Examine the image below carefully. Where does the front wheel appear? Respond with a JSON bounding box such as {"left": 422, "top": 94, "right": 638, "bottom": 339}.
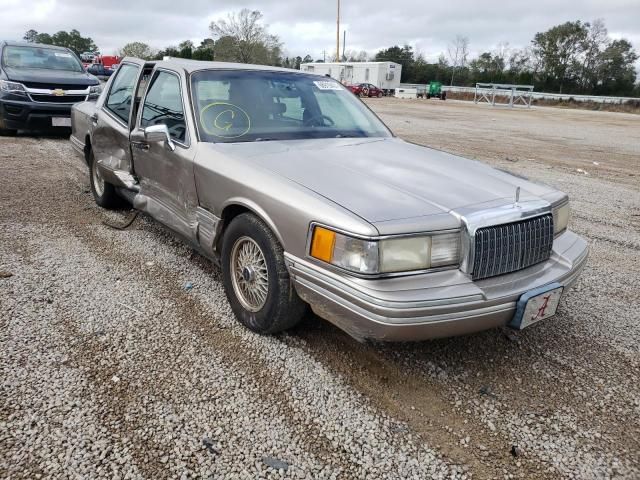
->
{"left": 89, "top": 150, "right": 124, "bottom": 209}
{"left": 221, "top": 213, "right": 306, "bottom": 334}
{"left": 0, "top": 117, "right": 17, "bottom": 136}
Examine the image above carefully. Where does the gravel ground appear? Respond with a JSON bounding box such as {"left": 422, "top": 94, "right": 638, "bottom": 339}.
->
{"left": 1, "top": 100, "right": 639, "bottom": 479}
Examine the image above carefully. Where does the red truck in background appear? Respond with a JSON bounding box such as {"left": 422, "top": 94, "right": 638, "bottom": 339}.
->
{"left": 82, "top": 54, "right": 121, "bottom": 72}
{"left": 98, "top": 55, "right": 120, "bottom": 70}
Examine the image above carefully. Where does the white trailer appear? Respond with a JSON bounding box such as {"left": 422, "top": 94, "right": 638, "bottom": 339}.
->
{"left": 299, "top": 61, "right": 402, "bottom": 93}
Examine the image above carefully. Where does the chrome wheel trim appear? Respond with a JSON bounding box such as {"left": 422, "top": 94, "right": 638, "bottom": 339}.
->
{"left": 230, "top": 236, "right": 269, "bottom": 312}
{"left": 92, "top": 160, "right": 105, "bottom": 197}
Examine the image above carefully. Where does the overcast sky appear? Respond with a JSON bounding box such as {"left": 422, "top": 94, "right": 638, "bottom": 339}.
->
{"left": 2, "top": 0, "right": 639, "bottom": 65}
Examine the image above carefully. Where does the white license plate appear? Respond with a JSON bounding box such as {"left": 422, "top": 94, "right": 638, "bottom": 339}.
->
{"left": 511, "top": 284, "right": 564, "bottom": 330}
{"left": 52, "top": 117, "right": 71, "bottom": 127}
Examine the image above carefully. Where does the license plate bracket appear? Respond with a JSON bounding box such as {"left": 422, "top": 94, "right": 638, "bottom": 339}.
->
{"left": 509, "top": 282, "right": 564, "bottom": 330}
{"left": 52, "top": 117, "right": 71, "bottom": 127}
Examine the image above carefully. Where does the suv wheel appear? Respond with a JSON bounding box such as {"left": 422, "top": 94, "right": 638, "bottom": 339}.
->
{"left": 0, "top": 118, "right": 17, "bottom": 136}
{"left": 221, "top": 213, "right": 306, "bottom": 334}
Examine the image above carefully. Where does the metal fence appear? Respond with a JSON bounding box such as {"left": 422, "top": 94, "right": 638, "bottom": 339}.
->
{"left": 442, "top": 85, "right": 638, "bottom": 105}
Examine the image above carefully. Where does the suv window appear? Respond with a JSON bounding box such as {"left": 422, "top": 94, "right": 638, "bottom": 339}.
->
{"left": 141, "top": 70, "right": 186, "bottom": 143}
{"left": 105, "top": 63, "right": 140, "bottom": 124}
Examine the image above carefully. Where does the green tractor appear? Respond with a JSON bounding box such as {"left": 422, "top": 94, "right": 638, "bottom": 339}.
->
{"left": 426, "top": 81, "right": 447, "bottom": 100}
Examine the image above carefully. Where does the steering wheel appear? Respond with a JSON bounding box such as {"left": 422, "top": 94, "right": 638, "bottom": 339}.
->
{"left": 304, "top": 114, "right": 335, "bottom": 127}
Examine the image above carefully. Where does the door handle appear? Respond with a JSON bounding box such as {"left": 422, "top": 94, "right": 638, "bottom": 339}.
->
{"left": 90, "top": 113, "right": 98, "bottom": 125}
{"left": 131, "top": 141, "right": 149, "bottom": 151}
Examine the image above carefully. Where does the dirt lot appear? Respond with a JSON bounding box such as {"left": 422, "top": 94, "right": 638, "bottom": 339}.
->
{"left": 1, "top": 100, "right": 639, "bottom": 479}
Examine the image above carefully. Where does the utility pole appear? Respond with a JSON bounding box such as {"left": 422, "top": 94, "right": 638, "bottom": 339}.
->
{"left": 343, "top": 30, "right": 346, "bottom": 61}
{"left": 336, "top": 0, "right": 340, "bottom": 63}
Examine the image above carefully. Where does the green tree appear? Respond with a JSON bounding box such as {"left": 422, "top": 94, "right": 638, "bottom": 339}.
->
{"left": 119, "top": 42, "right": 155, "bottom": 60}
{"left": 375, "top": 45, "right": 414, "bottom": 82}
{"left": 34, "top": 33, "right": 53, "bottom": 45}
{"left": 192, "top": 39, "right": 215, "bottom": 61}
{"left": 532, "top": 21, "right": 589, "bottom": 93}
{"left": 48, "top": 30, "right": 97, "bottom": 55}
{"left": 178, "top": 40, "right": 194, "bottom": 59}
{"left": 210, "top": 36, "right": 240, "bottom": 62}
{"left": 578, "top": 19, "right": 608, "bottom": 92}
{"left": 596, "top": 39, "right": 638, "bottom": 95}
{"left": 156, "top": 46, "right": 180, "bottom": 59}
{"left": 23, "top": 29, "right": 38, "bottom": 42}
{"left": 24, "top": 29, "right": 96, "bottom": 54}
{"left": 209, "top": 9, "right": 282, "bottom": 65}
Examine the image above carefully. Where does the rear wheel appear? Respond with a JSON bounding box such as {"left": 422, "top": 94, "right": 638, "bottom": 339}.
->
{"left": 221, "top": 213, "right": 306, "bottom": 334}
{"left": 89, "top": 150, "right": 124, "bottom": 209}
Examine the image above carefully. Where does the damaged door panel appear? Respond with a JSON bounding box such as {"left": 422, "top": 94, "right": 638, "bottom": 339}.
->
{"left": 130, "top": 68, "right": 199, "bottom": 241}
{"left": 91, "top": 61, "right": 142, "bottom": 185}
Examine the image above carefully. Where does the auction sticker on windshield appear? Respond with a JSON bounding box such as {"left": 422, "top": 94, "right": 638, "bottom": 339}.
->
{"left": 313, "top": 81, "right": 343, "bottom": 90}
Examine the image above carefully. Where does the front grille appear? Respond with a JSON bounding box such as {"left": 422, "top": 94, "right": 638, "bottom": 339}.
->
{"left": 22, "top": 82, "right": 90, "bottom": 90}
{"left": 30, "top": 94, "right": 87, "bottom": 104}
{"left": 472, "top": 214, "right": 553, "bottom": 280}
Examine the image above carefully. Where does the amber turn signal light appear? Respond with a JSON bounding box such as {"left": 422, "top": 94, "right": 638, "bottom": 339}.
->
{"left": 310, "top": 226, "right": 336, "bottom": 262}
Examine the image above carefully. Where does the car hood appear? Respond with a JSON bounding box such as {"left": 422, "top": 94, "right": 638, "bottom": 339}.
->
{"left": 3, "top": 67, "right": 99, "bottom": 86}
{"left": 211, "top": 137, "right": 556, "bottom": 226}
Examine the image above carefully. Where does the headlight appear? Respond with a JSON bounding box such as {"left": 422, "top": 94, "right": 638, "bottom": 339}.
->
{"left": 552, "top": 201, "right": 570, "bottom": 236}
{"left": 309, "top": 226, "right": 461, "bottom": 275}
{"left": 0, "top": 79, "right": 27, "bottom": 95}
{"left": 89, "top": 85, "right": 102, "bottom": 97}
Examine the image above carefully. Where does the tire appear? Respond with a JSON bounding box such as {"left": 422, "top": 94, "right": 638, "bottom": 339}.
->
{"left": 221, "top": 213, "right": 306, "bottom": 334}
{"left": 377, "top": 91, "right": 383, "bottom": 98}
{"left": 88, "top": 150, "right": 124, "bottom": 209}
{"left": 0, "top": 117, "right": 17, "bottom": 136}
{"left": 426, "top": 94, "right": 431, "bottom": 99}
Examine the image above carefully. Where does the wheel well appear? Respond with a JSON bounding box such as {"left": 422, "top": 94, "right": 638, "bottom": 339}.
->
{"left": 215, "top": 204, "right": 251, "bottom": 252}
{"left": 84, "top": 135, "right": 92, "bottom": 165}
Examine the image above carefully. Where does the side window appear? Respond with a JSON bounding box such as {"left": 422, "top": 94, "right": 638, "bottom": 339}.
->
{"left": 140, "top": 71, "right": 186, "bottom": 143}
{"left": 105, "top": 64, "right": 140, "bottom": 124}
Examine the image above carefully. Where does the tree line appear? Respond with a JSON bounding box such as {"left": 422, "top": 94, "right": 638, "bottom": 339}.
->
{"left": 375, "top": 20, "right": 638, "bottom": 97}
{"left": 22, "top": 13, "right": 639, "bottom": 97}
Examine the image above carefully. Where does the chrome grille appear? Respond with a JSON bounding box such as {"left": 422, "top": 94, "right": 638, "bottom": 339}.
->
{"left": 472, "top": 214, "right": 553, "bottom": 280}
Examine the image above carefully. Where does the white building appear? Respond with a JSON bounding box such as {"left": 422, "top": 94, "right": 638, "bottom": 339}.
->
{"left": 299, "top": 61, "right": 402, "bottom": 91}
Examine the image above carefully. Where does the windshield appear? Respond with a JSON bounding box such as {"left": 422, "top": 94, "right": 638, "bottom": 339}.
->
{"left": 190, "top": 70, "right": 392, "bottom": 143}
{"left": 2, "top": 45, "right": 83, "bottom": 72}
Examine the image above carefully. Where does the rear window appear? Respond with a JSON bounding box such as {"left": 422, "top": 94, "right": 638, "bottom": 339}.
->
{"left": 2, "top": 45, "right": 83, "bottom": 72}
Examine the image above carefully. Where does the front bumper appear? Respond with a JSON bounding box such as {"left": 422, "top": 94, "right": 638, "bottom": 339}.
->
{"left": 286, "top": 230, "right": 589, "bottom": 341}
{"left": 0, "top": 97, "right": 73, "bottom": 131}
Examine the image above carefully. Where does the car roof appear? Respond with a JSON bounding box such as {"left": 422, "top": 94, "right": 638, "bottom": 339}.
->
{"left": 1, "top": 41, "right": 73, "bottom": 52}
{"left": 122, "top": 56, "right": 310, "bottom": 75}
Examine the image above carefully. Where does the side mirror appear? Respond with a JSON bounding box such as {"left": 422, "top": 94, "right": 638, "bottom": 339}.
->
{"left": 144, "top": 124, "right": 175, "bottom": 151}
